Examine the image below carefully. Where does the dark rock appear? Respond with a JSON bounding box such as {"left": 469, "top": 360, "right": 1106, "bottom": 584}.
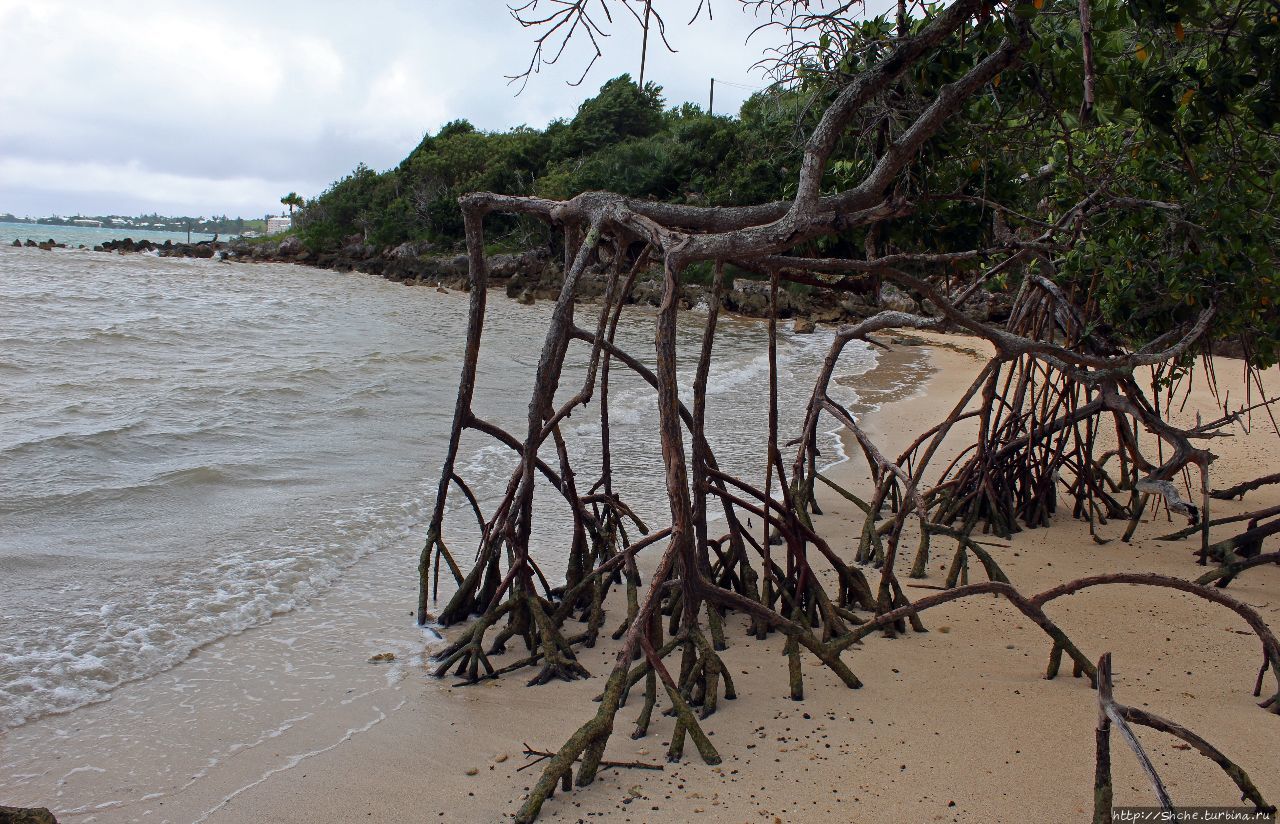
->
{"left": 810, "top": 305, "right": 845, "bottom": 324}
{"left": 726, "top": 279, "right": 768, "bottom": 311}
{"left": 10, "top": 239, "right": 19, "bottom": 247}
{"left": 0, "top": 806, "right": 59, "bottom": 824}
{"left": 793, "top": 317, "right": 817, "bottom": 334}
{"left": 839, "top": 297, "right": 875, "bottom": 320}
{"left": 631, "top": 279, "right": 663, "bottom": 307}
{"left": 986, "top": 290, "right": 1015, "bottom": 323}
{"left": 250, "top": 241, "right": 280, "bottom": 260}
{"left": 70, "top": 233, "right": 917, "bottom": 329}
{"left": 958, "top": 289, "right": 991, "bottom": 322}
{"left": 277, "top": 236, "right": 303, "bottom": 256}
{"left": 879, "top": 283, "right": 917, "bottom": 313}
{"left": 389, "top": 241, "right": 432, "bottom": 260}
{"left": 341, "top": 242, "right": 374, "bottom": 261}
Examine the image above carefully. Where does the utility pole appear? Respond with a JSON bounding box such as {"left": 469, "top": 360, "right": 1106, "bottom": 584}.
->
{"left": 639, "top": 0, "right": 651, "bottom": 86}
{"left": 709, "top": 77, "right": 715, "bottom": 115}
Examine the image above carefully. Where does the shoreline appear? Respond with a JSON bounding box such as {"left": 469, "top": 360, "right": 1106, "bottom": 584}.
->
{"left": 3, "top": 325, "right": 1277, "bottom": 823}
{"left": 71, "top": 235, "right": 1013, "bottom": 329}
{"left": 150, "top": 334, "right": 1280, "bottom": 823}
{"left": 0, "top": 258, "right": 890, "bottom": 823}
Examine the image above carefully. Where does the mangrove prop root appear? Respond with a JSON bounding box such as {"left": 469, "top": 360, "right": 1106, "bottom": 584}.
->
{"left": 1093, "top": 653, "right": 1275, "bottom": 822}
{"left": 518, "top": 744, "right": 663, "bottom": 773}
{"left": 416, "top": 13, "right": 1280, "bottom": 816}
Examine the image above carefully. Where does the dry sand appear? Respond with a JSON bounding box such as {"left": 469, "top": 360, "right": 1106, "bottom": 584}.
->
{"left": 167, "top": 333, "right": 1280, "bottom": 823}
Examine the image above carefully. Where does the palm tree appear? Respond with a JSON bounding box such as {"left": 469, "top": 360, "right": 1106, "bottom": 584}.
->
{"left": 280, "top": 192, "right": 303, "bottom": 216}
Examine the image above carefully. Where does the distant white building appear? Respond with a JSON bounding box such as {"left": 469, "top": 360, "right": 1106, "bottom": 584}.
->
{"left": 71, "top": 219, "right": 103, "bottom": 227}
{"left": 266, "top": 216, "right": 292, "bottom": 235}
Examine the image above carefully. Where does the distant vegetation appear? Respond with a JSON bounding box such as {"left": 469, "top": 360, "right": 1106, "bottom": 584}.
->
{"left": 0, "top": 213, "right": 266, "bottom": 236}
{"left": 300, "top": 30, "right": 1280, "bottom": 360}
{"left": 297, "top": 74, "right": 806, "bottom": 252}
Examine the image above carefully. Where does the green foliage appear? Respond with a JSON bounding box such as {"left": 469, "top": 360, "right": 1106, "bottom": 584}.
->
{"left": 799, "top": 0, "right": 1278, "bottom": 362}
{"left": 550, "top": 74, "right": 665, "bottom": 158}
{"left": 299, "top": 75, "right": 803, "bottom": 252}
{"left": 297, "top": 0, "right": 1277, "bottom": 363}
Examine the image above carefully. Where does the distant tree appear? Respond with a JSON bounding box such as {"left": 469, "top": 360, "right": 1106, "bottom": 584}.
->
{"left": 550, "top": 74, "right": 665, "bottom": 159}
{"left": 436, "top": 119, "right": 477, "bottom": 139}
{"left": 280, "top": 192, "right": 304, "bottom": 216}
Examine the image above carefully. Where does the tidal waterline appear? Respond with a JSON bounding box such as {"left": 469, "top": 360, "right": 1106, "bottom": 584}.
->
{"left": 0, "top": 244, "right": 880, "bottom": 818}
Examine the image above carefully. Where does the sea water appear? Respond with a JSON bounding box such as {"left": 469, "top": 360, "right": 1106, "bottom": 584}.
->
{"left": 0, "top": 243, "right": 875, "bottom": 819}
{"left": 0, "top": 221, "right": 219, "bottom": 248}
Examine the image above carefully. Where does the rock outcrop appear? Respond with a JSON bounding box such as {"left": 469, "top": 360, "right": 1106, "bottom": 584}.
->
{"left": 0, "top": 806, "right": 59, "bottom": 824}
{"left": 87, "top": 236, "right": 1012, "bottom": 327}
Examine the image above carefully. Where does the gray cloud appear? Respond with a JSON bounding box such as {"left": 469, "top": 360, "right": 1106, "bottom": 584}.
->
{"left": 0, "top": 0, "right": 799, "bottom": 217}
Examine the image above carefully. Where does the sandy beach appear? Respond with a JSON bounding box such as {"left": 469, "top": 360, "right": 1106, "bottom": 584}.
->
{"left": 138, "top": 331, "right": 1277, "bottom": 824}
{"left": 6, "top": 2, "right": 1276, "bottom": 821}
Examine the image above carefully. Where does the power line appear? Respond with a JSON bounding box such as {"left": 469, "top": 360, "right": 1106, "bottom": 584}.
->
{"left": 708, "top": 77, "right": 770, "bottom": 114}
{"left": 714, "top": 79, "right": 768, "bottom": 91}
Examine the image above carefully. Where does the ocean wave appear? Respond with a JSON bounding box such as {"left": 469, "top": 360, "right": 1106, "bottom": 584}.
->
{"left": 0, "top": 420, "right": 148, "bottom": 455}
{"left": 0, "top": 489, "right": 433, "bottom": 730}
{"left": 0, "top": 462, "right": 275, "bottom": 515}
{"left": 0, "top": 246, "right": 897, "bottom": 747}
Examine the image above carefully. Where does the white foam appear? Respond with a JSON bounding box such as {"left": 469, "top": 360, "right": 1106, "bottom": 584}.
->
{"left": 190, "top": 699, "right": 406, "bottom": 824}
{"left": 0, "top": 487, "right": 435, "bottom": 729}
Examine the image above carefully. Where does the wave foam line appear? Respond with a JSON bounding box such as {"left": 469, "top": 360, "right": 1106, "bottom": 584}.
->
{"left": 191, "top": 698, "right": 407, "bottom": 824}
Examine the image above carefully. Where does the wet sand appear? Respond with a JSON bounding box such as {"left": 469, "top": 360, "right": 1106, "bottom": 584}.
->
{"left": 196, "top": 332, "right": 1280, "bottom": 823}
{"left": 27, "top": 331, "right": 1280, "bottom": 823}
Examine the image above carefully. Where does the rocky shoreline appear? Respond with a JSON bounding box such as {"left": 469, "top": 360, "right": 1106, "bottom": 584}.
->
{"left": 79, "top": 235, "right": 1013, "bottom": 327}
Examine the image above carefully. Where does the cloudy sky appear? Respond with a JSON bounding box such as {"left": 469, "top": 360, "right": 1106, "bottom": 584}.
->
{"left": 0, "top": 1, "right": 823, "bottom": 219}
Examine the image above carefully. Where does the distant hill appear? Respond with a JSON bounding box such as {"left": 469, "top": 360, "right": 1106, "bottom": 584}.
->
{"left": 0, "top": 212, "right": 267, "bottom": 236}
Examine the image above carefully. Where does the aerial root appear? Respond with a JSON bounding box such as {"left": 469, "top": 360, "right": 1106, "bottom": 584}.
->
{"left": 528, "top": 595, "right": 591, "bottom": 686}
{"left": 1093, "top": 652, "right": 1275, "bottom": 822}
{"left": 1196, "top": 550, "right": 1280, "bottom": 589}
{"left": 419, "top": 167, "right": 1280, "bottom": 824}
{"left": 514, "top": 666, "right": 628, "bottom": 824}
{"left": 430, "top": 593, "right": 591, "bottom": 686}
{"left": 652, "top": 645, "right": 721, "bottom": 765}
{"left": 683, "top": 625, "right": 737, "bottom": 718}
{"left": 937, "top": 525, "right": 1012, "bottom": 588}
{"left": 632, "top": 669, "right": 658, "bottom": 738}
{"left": 614, "top": 625, "right": 736, "bottom": 738}
{"left": 431, "top": 600, "right": 512, "bottom": 681}
{"left": 786, "top": 630, "right": 804, "bottom": 700}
